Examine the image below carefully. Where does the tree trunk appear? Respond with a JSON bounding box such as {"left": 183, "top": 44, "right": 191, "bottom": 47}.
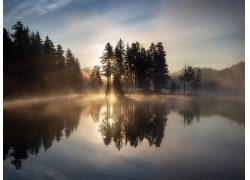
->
{"left": 106, "top": 77, "right": 109, "bottom": 97}
{"left": 184, "top": 80, "right": 185, "bottom": 94}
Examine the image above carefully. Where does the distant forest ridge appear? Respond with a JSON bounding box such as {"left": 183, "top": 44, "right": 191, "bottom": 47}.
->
{"left": 170, "top": 61, "right": 245, "bottom": 97}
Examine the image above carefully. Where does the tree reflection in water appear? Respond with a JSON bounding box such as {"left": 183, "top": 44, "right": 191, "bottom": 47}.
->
{"left": 3, "top": 95, "right": 244, "bottom": 169}
{"left": 98, "top": 97, "right": 170, "bottom": 150}
{"left": 178, "top": 98, "right": 201, "bottom": 125}
{"left": 3, "top": 100, "right": 82, "bottom": 169}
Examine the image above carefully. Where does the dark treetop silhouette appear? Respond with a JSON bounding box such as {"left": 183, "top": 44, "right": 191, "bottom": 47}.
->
{"left": 89, "top": 65, "right": 103, "bottom": 93}
{"left": 3, "top": 22, "right": 84, "bottom": 99}
{"left": 98, "top": 40, "right": 171, "bottom": 96}
{"left": 4, "top": 22, "right": 207, "bottom": 98}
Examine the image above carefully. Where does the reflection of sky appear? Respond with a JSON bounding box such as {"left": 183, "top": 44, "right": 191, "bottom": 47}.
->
{"left": 3, "top": 0, "right": 245, "bottom": 72}
{"left": 3, "top": 111, "right": 244, "bottom": 180}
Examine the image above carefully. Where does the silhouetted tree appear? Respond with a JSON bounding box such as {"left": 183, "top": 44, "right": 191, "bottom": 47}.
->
{"left": 65, "top": 49, "right": 84, "bottom": 92}
{"left": 56, "top": 44, "right": 65, "bottom": 68}
{"left": 145, "top": 48, "right": 154, "bottom": 91}
{"left": 100, "top": 43, "right": 114, "bottom": 96}
{"left": 113, "top": 39, "right": 125, "bottom": 95}
{"left": 71, "top": 57, "right": 84, "bottom": 92}
{"left": 93, "top": 40, "right": 171, "bottom": 95}
{"left": 3, "top": 22, "right": 85, "bottom": 98}
{"left": 29, "top": 30, "right": 43, "bottom": 92}
{"left": 152, "top": 42, "right": 171, "bottom": 92}
{"left": 11, "top": 22, "right": 32, "bottom": 95}
{"left": 190, "top": 69, "right": 202, "bottom": 95}
{"left": 127, "top": 42, "right": 139, "bottom": 91}
{"left": 136, "top": 46, "right": 149, "bottom": 91}
{"left": 89, "top": 66, "right": 103, "bottom": 92}
{"left": 43, "top": 36, "right": 58, "bottom": 92}
{"left": 3, "top": 28, "right": 14, "bottom": 97}
{"left": 123, "top": 43, "right": 134, "bottom": 92}
{"left": 169, "top": 81, "right": 177, "bottom": 93}
{"left": 43, "top": 36, "right": 57, "bottom": 70}
{"left": 176, "top": 85, "right": 180, "bottom": 93}
{"left": 179, "top": 66, "right": 195, "bottom": 94}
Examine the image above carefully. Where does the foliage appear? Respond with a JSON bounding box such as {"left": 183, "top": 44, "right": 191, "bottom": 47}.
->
{"left": 153, "top": 42, "right": 171, "bottom": 91}
{"left": 113, "top": 39, "right": 125, "bottom": 95}
{"left": 3, "top": 22, "right": 84, "bottom": 99}
{"left": 99, "top": 40, "right": 171, "bottom": 95}
{"left": 179, "top": 66, "right": 195, "bottom": 94}
{"left": 169, "top": 81, "right": 178, "bottom": 93}
{"left": 89, "top": 66, "right": 103, "bottom": 92}
{"left": 170, "top": 62, "right": 244, "bottom": 97}
{"left": 190, "top": 69, "right": 202, "bottom": 95}
{"left": 100, "top": 43, "right": 114, "bottom": 96}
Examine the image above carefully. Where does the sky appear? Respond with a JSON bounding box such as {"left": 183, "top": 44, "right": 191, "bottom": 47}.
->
{"left": 3, "top": 0, "right": 245, "bottom": 72}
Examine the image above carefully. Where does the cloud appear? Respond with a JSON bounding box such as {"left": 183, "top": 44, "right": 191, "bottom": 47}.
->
{"left": 81, "top": 0, "right": 96, "bottom": 5}
{"left": 56, "top": 0, "right": 243, "bottom": 71}
{"left": 4, "top": 0, "right": 73, "bottom": 22}
{"left": 3, "top": 0, "right": 244, "bottom": 72}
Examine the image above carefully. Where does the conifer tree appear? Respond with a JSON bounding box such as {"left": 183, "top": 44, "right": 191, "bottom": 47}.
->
{"left": 90, "top": 66, "right": 103, "bottom": 92}
{"left": 179, "top": 66, "right": 195, "bottom": 94}
{"left": 152, "top": 42, "right": 171, "bottom": 92}
{"left": 113, "top": 39, "right": 125, "bottom": 95}
{"left": 190, "top": 69, "right": 202, "bottom": 95}
{"left": 123, "top": 43, "right": 134, "bottom": 92}
{"left": 3, "top": 28, "right": 14, "bottom": 97}
{"left": 169, "top": 81, "right": 177, "bottom": 93}
{"left": 11, "top": 22, "right": 32, "bottom": 94}
{"left": 56, "top": 45, "right": 65, "bottom": 68}
{"left": 3, "top": 22, "right": 85, "bottom": 98}
{"left": 100, "top": 43, "right": 114, "bottom": 96}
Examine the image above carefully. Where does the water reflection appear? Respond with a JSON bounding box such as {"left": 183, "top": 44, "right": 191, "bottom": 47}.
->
{"left": 98, "top": 97, "right": 169, "bottom": 150}
{"left": 178, "top": 99, "right": 200, "bottom": 125}
{"left": 3, "top": 96, "right": 245, "bottom": 169}
{"left": 3, "top": 100, "right": 82, "bottom": 169}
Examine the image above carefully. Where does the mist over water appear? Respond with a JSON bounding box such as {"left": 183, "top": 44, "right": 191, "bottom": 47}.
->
{"left": 3, "top": 95, "right": 244, "bottom": 180}
{"left": 3, "top": 1, "right": 245, "bottom": 179}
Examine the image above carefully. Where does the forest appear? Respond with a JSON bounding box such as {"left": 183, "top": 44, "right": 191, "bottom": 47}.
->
{"left": 87, "top": 39, "right": 202, "bottom": 96}
{"left": 5, "top": 22, "right": 244, "bottom": 99}
{"left": 3, "top": 22, "right": 84, "bottom": 99}
{"left": 170, "top": 61, "right": 245, "bottom": 98}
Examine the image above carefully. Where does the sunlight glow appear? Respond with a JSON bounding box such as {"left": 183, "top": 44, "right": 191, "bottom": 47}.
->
{"left": 108, "top": 117, "right": 113, "bottom": 124}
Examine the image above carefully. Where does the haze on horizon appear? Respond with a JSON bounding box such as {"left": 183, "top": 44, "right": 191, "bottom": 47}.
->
{"left": 3, "top": 0, "right": 245, "bottom": 72}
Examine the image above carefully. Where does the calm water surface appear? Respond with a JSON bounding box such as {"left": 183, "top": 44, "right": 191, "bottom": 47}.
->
{"left": 3, "top": 95, "right": 245, "bottom": 180}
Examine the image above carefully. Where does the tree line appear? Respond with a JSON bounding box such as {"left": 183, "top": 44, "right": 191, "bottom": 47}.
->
{"left": 3, "top": 22, "right": 202, "bottom": 98}
{"left": 90, "top": 39, "right": 171, "bottom": 96}
{"left": 3, "top": 22, "right": 84, "bottom": 99}
{"left": 89, "top": 39, "right": 202, "bottom": 95}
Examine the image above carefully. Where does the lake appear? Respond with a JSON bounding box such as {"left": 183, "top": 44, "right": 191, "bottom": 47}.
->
{"left": 3, "top": 95, "right": 245, "bottom": 180}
